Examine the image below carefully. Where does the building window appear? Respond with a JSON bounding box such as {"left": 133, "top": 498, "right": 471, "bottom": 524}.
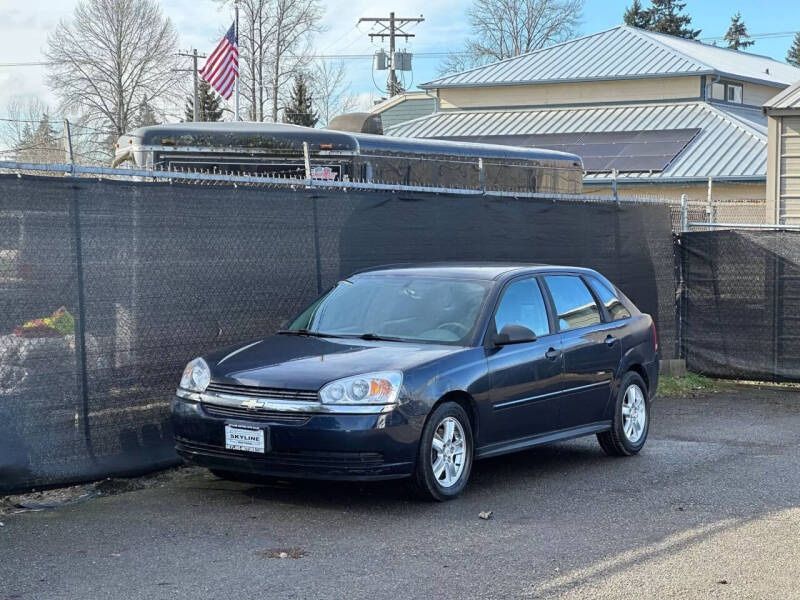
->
{"left": 727, "top": 84, "right": 743, "bottom": 103}
{"left": 710, "top": 81, "right": 744, "bottom": 104}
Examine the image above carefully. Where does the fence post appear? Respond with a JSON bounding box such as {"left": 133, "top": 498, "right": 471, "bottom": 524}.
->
{"left": 302, "top": 141, "right": 312, "bottom": 186}
{"left": 680, "top": 193, "right": 688, "bottom": 232}
{"left": 69, "top": 184, "right": 95, "bottom": 462}
{"left": 612, "top": 169, "right": 619, "bottom": 204}
{"left": 706, "top": 177, "right": 714, "bottom": 224}
{"left": 478, "top": 158, "right": 485, "bottom": 193}
{"left": 64, "top": 119, "right": 74, "bottom": 175}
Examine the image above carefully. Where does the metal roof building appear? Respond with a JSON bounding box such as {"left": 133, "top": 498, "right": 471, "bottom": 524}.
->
{"left": 765, "top": 81, "right": 800, "bottom": 224}
{"left": 369, "top": 92, "right": 437, "bottom": 129}
{"left": 422, "top": 26, "right": 800, "bottom": 90}
{"left": 764, "top": 81, "right": 800, "bottom": 112}
{"left": 389, "top": 101, "right": 768, "bottom": 183}
{"left": 388, "top": 25, "right": 800, "bottom": 210}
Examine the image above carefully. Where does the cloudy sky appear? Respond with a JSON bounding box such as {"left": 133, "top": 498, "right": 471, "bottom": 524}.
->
{"left": 0, "top": 0, "right": 797, "bottom": 119}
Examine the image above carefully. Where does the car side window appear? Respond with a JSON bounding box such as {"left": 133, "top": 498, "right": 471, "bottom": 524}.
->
{"left": 587, "top": 276, "right": 631, "bottom": 321}
{"left": 493, "top": 278, "right": 550, "bottom": 337}
{"left": 543, "top": 275, "right": 602, "bottom": 331}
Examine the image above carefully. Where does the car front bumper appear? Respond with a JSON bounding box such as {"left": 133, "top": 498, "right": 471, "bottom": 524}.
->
{"left": 171, "top": 395, "right": 420, "bottom": 481}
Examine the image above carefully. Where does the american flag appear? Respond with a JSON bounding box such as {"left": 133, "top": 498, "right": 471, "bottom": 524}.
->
{"left": 199, "top": 23, "right": 239, "bottom": 100}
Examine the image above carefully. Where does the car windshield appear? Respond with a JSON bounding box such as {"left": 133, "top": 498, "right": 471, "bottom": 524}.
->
{"left": 286, "top": 275, "right": 492, "bottom": 344}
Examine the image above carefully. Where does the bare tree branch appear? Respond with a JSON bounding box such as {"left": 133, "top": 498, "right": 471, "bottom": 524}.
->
{"left": 217, "top": 0, "right": 323, "bottom": 122}
{"left": 439, "top": 0, "right": 584, "bottom": 75}
{"left": 310, "top": 60, "right": 359, "bottom": 126}
{"left": 45, "top": 0, "right": 179, "bottom": 139}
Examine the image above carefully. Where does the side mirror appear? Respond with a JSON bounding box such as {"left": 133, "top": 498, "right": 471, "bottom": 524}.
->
{"left": 493, "top": 324, "right": 537, "bottom": 346}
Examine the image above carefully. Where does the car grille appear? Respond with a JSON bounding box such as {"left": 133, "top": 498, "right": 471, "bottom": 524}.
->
{"left": 176, "top": 438, "right": 384, "bottom": 469}
{"left": 206, "top": 382, "right": 319, "bottom": 402}
{"left": 202, "top": 403, "right": 310, "bottom": 425}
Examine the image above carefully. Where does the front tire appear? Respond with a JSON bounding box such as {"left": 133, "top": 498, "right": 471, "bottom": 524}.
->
{"left": 597, "top": 372, "right": 649, "bottom": 456}
{"left": 412, "top": 402, "right": 474, "bottom": 501}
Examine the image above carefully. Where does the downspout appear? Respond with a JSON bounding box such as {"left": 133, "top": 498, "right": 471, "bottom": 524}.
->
{"left": 705, "top": 74, "right": 721, "bottom": 102}
{"left": 424, "top": 88, "right": 440, "bottom": 113}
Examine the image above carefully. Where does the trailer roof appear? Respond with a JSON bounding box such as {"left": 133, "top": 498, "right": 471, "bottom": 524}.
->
{"left": 121, "top": 122, "right": 582, "bottom": 166}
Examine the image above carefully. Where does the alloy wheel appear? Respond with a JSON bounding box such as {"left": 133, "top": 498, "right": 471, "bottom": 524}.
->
{"left": 431, "top": 416, "right": 467, "bottom": 488}
{"left": 621, "top": 384, "right": 647, "bottom": 443}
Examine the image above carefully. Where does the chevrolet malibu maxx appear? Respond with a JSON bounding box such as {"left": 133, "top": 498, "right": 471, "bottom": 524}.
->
{"left": 172, "top": 264, "right": 659, "bottom": 500}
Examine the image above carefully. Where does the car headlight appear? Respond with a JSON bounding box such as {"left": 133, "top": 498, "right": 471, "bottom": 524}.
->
{"left": 180, "top": 358, "right": 211, "bottom": 393}
{"left": 319, "top": 371, "right": 403, "bottom": 405}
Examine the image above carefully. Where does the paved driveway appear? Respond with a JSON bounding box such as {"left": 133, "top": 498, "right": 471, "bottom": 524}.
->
{"left": 2, "top": 387, "right": 799, "bottom": 599}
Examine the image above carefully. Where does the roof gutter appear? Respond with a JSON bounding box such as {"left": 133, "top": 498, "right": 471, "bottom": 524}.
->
{"left": 583, "top": 175, "right": 766, "bottom": 185}
{"left": 421, "top": 70, "right": 790, "bottom": 91}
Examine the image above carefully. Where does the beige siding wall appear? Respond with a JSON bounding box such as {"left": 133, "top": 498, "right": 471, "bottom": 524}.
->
{"left": 779, "top": 115, "right": 800, "bottom": 224}
{"left": 437, "top": 77, "right": 702, "bottom": 109}
{"left": 585, "top": 181, "right": 764, "bottom": 201}
{"left": 585, "top": 180, "right": 768, "bottom": 225}
{"left": 743, "top": 83, "right": 784, "bottom": 107}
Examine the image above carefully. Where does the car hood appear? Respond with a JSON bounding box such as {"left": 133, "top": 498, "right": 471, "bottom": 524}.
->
{"left": 205, "top": 335, "right": 463, "bottom": 390}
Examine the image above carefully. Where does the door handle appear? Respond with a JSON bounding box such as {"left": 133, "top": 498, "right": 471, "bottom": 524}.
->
{"left": 545, "top": 347, "right": 561, "bottom": 361}
{"left": 605, "top": 335, "right": 617, "bottom": 347}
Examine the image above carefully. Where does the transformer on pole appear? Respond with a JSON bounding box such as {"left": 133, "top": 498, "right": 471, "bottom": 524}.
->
{"left": 358, "top": 12, "right": 424, "bottom": 96}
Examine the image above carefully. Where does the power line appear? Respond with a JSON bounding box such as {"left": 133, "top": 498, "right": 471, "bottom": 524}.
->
{"left": 0, "top": 61, "right": 53, "bottom": 67}
{"left": 0, "top": 28, "right": 796, "bottom": 71}
{"left": 701, "top": 30, "right": 798, "bottom": 42}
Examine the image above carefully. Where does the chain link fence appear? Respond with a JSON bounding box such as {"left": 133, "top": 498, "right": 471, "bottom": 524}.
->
{"left": 678, "top": 228, "right": 800, "bottom": 381}
{"left": 0, "top": 117, "right": 112, "bottom": 167}
{"left": 0, "top": 165, "right": 677, "bottom": 492}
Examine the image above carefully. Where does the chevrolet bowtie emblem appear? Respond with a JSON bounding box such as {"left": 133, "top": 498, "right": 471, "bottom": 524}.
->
{"left": 241, "top": 398, "right": 265, "bottom": 410}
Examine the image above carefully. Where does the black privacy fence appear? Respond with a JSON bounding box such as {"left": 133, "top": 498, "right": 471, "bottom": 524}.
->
{"left": 679, "top": 229, "right": 800, "bottom": 382}
{"left": 0, "top": 174, "right": 675, "bottom": 492}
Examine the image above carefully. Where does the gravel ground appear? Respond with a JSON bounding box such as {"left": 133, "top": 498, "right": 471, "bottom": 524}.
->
{"left": 1, "top": 386, "right": 799, "bottom": 600}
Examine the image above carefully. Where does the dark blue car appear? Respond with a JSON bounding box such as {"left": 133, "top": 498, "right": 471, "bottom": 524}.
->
{"left": 172, "top": 264, "right": 659, "bottom": 500}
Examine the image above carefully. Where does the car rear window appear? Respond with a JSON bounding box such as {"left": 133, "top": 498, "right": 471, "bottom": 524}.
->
{"left": 587, "top": 276, "right": 631, "bottom": 321}
{"left": 543, "top": 275, "right": 602, "bottom": 331}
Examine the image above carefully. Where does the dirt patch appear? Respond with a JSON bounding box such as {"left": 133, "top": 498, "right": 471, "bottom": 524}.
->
{"left": 0, "top": 466, "right": 205, "bottom": 516}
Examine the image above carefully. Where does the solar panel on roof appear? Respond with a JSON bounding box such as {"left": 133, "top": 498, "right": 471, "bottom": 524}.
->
{"left": 436, "top": 129, "right": 701, "bottom": 173}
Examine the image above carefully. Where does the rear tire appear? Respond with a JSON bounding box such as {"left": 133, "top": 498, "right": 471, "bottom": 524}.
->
{"left": 597, "top": 371, "right": 649, "bottom": 457}
{"left": 412, "top": 402, "right": 474, "bottom": 501}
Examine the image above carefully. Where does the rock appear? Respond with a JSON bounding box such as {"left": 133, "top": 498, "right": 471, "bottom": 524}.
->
{"left": 479, "top": 510, "right": 493, "bottom": 520}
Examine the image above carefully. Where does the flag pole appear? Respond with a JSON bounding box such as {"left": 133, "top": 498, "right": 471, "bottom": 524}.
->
{"left": 234, "top": 0, "right": 240, "bottom": 121}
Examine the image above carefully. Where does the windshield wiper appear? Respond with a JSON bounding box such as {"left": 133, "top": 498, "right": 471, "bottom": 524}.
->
{"left": 276, "top": 329, "right": 343, "bottom": 338}
{"left": 355, "top": 332, "right": 406, "bottom": 342}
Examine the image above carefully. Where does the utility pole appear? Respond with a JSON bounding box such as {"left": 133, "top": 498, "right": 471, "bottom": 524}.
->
{"left": 178, "top": 49, "right": 207, "bottom": 121}
{"left": 358, "top": 12, "right": 424, "bottom": 96}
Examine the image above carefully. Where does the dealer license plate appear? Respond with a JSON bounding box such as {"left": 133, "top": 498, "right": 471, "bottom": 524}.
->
{"left": 225, "top": 424, "right": 265, "bottom": 453}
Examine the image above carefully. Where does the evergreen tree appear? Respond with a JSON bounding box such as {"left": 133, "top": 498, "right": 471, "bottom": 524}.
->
{"left": 33, "top": 114, "right": 60, "bottom": 146}
{"left": 184, "top": 80, "right": 224, "bottom": 122}
{"left": 624, "top": 0, "right": 651, "bottom": 29}
{"left": 17, "top": 113, "right": 63, "bottom": 163}
{"left": 644, "top": 0, "right": 700, "bottom": 39}
{"left": 135, "top": 96, "right": 158, "bottom": 127}
{"left": 724, "top": 13, "right": 754, "bottom": 50}
{"left": 282, "top": 74, "right": 318, "bottom": 127}
{"left": 788, "top": 32, "right": 800, "bottom": 67}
